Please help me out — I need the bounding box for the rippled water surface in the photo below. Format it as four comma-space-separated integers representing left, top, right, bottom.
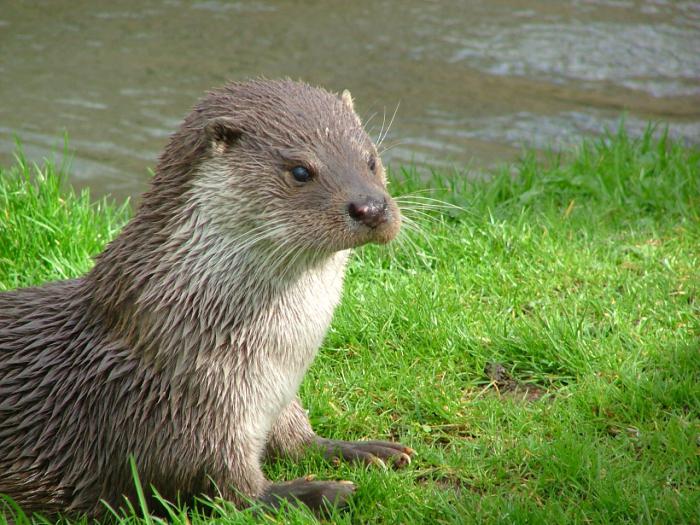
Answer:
1, 0, 699, 200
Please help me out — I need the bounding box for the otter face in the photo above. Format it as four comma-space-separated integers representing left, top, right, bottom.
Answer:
277, 143, 401, 250
196, 80, 401, 255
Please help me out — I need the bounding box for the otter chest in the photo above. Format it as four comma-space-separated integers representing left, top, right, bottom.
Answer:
230, 252, 349, 429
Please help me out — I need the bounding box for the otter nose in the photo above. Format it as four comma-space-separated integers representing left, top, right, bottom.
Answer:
348, 197, 388, 228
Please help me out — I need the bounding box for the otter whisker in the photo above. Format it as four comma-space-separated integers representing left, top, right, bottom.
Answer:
376, 108, 388, 151
219, 218, 286, 247
378, 139, 406, 156
399, 214, 430, 237
399, 209, 444, 228
394, 195, 466, 211
393, 188, 444, 196
222, 219, 291, 255
394, 201, 457, 211
376, 101, 400, 150
363, 111, 378, 132
398, 214, 436, 252
391, 226, 425, 263
279, 244, 306, 283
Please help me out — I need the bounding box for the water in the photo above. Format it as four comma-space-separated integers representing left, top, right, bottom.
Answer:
1, 0, 699, 202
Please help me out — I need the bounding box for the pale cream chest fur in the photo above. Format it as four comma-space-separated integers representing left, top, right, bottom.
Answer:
234, 250, 349, 444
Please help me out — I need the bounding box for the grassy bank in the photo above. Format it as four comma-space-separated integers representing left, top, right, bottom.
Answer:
1, 129, 698, 524
0, 152, 128, 291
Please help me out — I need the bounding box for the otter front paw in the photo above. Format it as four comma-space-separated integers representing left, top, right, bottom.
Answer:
315, 437, 414, 469
259, 477, 355, 514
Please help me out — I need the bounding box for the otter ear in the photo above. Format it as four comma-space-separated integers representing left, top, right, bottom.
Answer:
341, 89, 354, 111
204, 116, 242, 150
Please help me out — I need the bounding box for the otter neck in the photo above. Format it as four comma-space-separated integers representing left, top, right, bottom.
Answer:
87, 185, 349, 369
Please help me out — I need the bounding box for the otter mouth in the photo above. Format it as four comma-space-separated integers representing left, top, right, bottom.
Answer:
345, 195, 401, 248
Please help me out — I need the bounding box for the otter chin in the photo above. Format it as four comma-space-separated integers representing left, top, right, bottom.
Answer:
0, 79, 412, 519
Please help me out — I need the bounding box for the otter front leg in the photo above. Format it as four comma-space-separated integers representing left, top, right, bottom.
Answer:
267, 398, 414, 469
265, 398, 316, 459
261, 399, 355, 513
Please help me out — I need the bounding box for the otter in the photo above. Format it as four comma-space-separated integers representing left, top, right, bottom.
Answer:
0, 79, 412, 518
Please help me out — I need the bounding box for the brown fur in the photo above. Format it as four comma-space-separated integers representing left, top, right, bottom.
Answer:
0, 80, 404, 518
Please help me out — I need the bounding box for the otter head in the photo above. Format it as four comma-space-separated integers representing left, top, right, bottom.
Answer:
186, 80, 400, 256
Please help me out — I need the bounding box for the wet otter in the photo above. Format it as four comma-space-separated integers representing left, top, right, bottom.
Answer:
0, 80, 412, 518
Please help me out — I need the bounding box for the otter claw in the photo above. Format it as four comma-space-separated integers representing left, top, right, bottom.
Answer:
369, 455, 387, 470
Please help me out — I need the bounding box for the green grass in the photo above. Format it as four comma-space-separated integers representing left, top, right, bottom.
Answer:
0, 149, 128, 290
1, 128, 698, 524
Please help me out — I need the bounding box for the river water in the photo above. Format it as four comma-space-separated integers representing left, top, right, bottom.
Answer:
1, 0, 699, 201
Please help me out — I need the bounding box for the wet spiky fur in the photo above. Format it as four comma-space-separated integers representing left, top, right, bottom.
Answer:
0, 80, 400, 517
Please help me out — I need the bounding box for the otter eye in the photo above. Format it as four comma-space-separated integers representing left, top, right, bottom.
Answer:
291, 166, 312, 182
368, 156, 377, 173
